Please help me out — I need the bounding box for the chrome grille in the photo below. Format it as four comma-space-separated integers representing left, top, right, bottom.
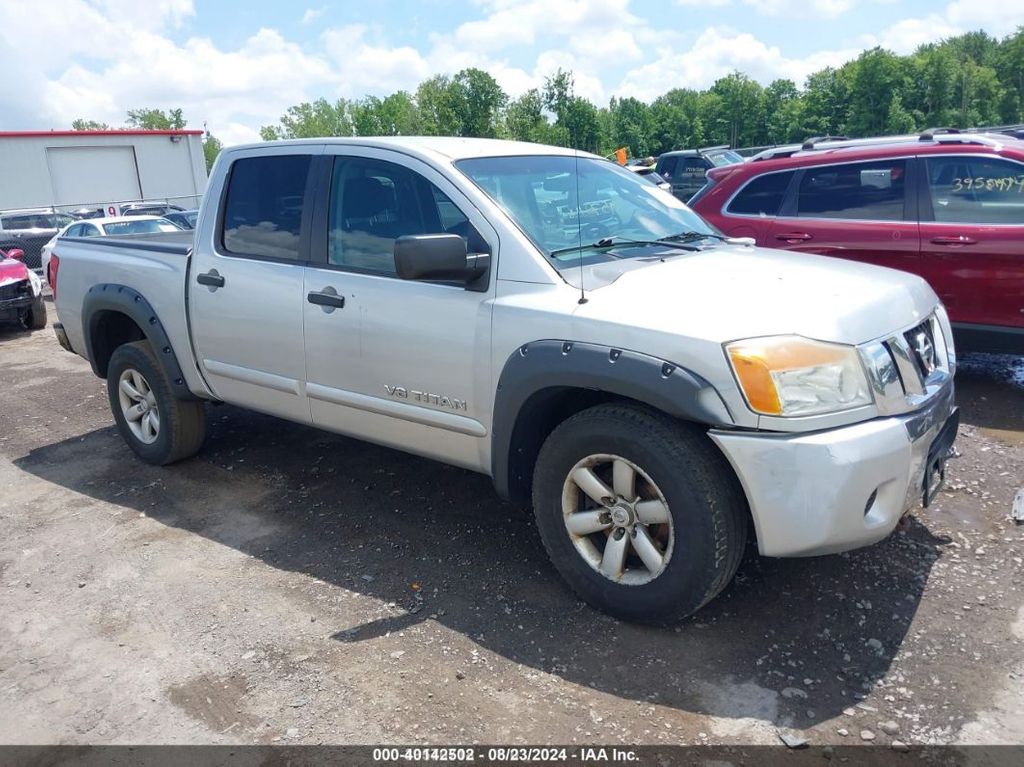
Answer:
861, 312, 953, 416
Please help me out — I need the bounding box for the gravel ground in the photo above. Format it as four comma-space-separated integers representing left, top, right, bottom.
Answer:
1, 301, 1022, 748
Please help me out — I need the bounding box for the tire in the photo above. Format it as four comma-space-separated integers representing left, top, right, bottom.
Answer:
28, 295, 47, 330
531, 402, 748, 624
106, 340, 206, 465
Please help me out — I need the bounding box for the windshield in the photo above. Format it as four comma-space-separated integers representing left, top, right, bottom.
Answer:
455, 155, 716, 268
101, 219, 182, 235
705, 149, 744, 167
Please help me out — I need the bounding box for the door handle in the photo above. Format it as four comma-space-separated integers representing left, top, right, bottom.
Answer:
930, 236, 977, 246
196, 270, 225, 288
307, 290, 345, 309
775, 232, 813, 242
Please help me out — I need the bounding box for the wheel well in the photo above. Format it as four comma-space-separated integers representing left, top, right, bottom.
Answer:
89, 310, 146, 377
505, 387, 631, 506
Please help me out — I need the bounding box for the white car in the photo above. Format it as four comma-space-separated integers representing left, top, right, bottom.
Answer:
41, 216, 183, 285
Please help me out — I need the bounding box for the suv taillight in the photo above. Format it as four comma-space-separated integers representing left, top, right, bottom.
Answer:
48, 253, 59, 299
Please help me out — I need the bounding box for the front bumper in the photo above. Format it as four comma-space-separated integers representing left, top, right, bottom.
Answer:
0, 294, 32, 323
710, 382, 957, 557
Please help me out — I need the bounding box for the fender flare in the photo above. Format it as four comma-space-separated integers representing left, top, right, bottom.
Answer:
82, 283, 198, 401
491, 340, 735, 502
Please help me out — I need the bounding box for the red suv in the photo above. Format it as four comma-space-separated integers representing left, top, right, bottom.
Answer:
690, 130, 1024, 354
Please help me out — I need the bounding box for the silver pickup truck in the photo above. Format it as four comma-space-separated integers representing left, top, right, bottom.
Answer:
50, 137, 959, 622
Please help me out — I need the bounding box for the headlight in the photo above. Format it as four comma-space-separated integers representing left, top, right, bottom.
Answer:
726, 335, 873, 417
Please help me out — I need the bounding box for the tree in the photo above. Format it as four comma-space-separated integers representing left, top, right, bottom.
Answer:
202, 126, 223, 172
259, 98, 353, 140
709, 72, 764, 147
609, 96, 653, 157
126, 108, 186, 130
416, 75, 459, 136
71, 119, 111, 130
450, 68, 507, 137
504, 88, 549, 143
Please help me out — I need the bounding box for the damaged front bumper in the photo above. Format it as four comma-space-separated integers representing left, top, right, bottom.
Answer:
710, 381, 957, 557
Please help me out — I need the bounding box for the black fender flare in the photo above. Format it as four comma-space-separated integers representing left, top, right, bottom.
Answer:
82, 283, 198, 401
491, 340, 735, 502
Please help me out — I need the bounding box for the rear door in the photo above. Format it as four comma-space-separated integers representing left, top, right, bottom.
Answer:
189, 147, 320, 424
918, 153, 1024, 333
766, 157, 921, 275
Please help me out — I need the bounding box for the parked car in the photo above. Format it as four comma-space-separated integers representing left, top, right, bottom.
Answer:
162, 209, 199, 229
68, 207, 106, 220
50, 137, 957, 623
689, 129, 1024, 355
120, 202, 186, 217
0, 247, 46, 330
655, 146, 744, 203
625, 163, 672, 192
0, 208, 76, 271
41, 216, 186, 284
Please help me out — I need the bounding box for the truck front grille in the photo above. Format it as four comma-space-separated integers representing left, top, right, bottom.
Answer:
861, 313, 953, 416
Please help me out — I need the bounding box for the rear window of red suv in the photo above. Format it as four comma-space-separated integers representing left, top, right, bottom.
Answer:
796, 159, 908, 221
726, 170, 795, 216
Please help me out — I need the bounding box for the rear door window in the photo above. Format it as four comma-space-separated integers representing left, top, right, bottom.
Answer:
222, 155, 312, 260
795, 160, 908, 221
726, 171, 795, 216
924, 156, 1024, 225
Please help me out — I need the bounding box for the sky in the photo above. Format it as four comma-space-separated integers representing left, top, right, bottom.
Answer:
1, 0, 1022, 147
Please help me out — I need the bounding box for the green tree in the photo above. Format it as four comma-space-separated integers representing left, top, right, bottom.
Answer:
709, 72, 764, 147
416, 75, 460, 136
846, 48, 908, 136
504, 88, 550, 143
609, 96, 653, 157
71, 118, 111, 130
202, 126, 222, 172
450, 68, 507, 137
126, 108, 186, 130
259, 98, 353, 140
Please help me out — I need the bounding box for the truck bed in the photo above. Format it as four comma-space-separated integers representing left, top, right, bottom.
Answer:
63, 229, 194, 256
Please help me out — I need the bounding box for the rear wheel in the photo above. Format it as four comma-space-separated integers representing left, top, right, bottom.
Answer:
106, 340, 206, 465
531, 403, 747, 624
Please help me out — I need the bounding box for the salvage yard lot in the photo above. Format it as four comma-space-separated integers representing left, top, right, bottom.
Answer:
1, 304, 1022, 747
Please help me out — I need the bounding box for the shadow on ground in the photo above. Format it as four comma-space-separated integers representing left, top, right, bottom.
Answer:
15, 406, 949, 728
955, 352, 1024, 435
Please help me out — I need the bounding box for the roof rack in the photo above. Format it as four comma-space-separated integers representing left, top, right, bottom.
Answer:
751, 130, 1005, 162
919, 127, 960, 140
801, 135, 850, 150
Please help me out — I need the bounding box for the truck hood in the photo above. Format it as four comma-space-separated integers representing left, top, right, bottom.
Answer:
0, 255, 29, 287
574, 245, 938, 346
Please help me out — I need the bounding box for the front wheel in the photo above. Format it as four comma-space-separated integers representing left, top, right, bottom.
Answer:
532, 403, 748, 624
106, 340, 206, 465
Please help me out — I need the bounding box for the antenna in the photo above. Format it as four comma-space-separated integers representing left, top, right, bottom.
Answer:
573, 135, 587, 305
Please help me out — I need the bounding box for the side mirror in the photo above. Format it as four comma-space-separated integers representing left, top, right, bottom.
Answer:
394, 234, 489, 291
5, 248, 25, 261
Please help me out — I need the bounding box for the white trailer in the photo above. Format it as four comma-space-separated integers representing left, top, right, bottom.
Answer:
0, 129, 208, 212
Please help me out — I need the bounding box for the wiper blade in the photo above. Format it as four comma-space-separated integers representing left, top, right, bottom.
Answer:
658, 230, 729, 244
549, 237, 699, 257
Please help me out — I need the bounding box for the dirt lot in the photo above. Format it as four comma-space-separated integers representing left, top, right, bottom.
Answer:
1, 301, 1022, 748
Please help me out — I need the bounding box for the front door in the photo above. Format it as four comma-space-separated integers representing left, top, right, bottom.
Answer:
918, 154, 1024, 333
189, 148, 319, 424
302, 149, 497, 471
766, 158, 920, 275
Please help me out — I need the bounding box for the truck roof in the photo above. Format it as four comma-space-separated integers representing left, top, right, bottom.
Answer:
226, 136, 594, 162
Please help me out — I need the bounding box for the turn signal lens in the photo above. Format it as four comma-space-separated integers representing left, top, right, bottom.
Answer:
726, 336, 872, 417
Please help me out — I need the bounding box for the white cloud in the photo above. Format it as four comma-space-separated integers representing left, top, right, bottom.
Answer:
301, 7, 324, 24
675, 0, 854, 17
615, 26, 859, 99
0, 0, 1021, 148
865, 1, 1024, 54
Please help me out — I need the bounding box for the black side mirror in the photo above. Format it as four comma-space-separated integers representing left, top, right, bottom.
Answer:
394, 234, 489, 291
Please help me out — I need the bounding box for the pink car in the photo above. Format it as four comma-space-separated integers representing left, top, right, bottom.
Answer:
0, 247, 47, 330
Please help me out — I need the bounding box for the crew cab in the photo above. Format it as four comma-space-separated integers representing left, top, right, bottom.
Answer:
49, 137, 958, 623
690, 130, 1024, 354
